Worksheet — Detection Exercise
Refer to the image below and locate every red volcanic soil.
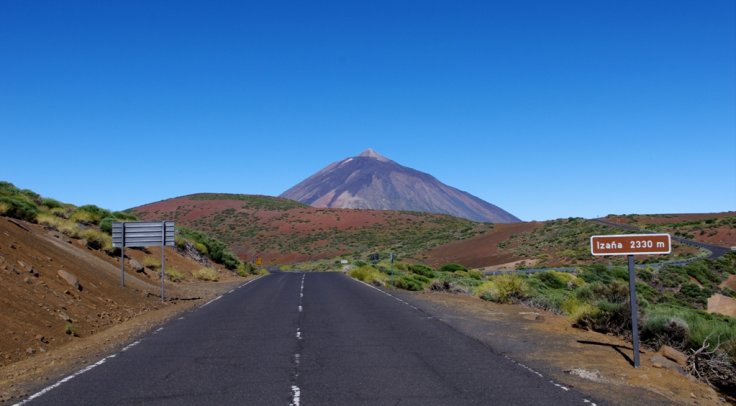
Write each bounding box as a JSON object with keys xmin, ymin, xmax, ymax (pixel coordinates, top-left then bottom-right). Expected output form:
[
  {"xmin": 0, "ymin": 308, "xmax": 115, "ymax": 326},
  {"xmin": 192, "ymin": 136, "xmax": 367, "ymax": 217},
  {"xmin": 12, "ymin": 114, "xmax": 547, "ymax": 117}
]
[
  {"xmin": 421, "ymin": 222, "xmax": 541, "ymax": 268},
  {"xmin": 133, "ymin": 195, "xmax": 494, "ymax": 265}
]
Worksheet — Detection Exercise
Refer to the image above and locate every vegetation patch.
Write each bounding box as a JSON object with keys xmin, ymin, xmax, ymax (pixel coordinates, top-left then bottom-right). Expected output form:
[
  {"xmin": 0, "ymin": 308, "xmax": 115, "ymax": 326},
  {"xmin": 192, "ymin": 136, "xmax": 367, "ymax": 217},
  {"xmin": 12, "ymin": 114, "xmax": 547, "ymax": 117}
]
[
  {"xmin": 177, "ymin": 227, "xmax": 242, "ymax": 270},
  {"xmin": 193, "ymin": 268, "xmax": 220, "ymax": 282},
  {"xmin": 165, "ymin": 267, "xmax": 186, "ymax": 282}
]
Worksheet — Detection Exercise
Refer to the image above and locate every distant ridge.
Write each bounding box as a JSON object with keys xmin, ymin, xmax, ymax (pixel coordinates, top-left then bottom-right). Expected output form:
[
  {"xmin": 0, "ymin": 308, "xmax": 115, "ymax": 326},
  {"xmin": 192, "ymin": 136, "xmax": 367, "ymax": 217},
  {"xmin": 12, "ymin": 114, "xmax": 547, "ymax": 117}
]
[{"xmin": 281, "ymin": 149, "xmax": 520, "ymax": 223}]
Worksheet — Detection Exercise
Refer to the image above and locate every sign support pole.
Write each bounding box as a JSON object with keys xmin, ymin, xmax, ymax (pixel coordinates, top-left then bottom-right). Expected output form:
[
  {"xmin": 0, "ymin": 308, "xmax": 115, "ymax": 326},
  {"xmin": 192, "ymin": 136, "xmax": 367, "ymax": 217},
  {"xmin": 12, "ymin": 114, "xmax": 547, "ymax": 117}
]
[
  {"xmin": 627, "ymin": 254, "xmax": 640, "ymax": 368},
  {"xmin": 120, "ymin": 222, "xmax": 126, "ymax": 287},
  {"xmin": 161, "ymin": 222, "xmax": 165, "ymax": 303}
]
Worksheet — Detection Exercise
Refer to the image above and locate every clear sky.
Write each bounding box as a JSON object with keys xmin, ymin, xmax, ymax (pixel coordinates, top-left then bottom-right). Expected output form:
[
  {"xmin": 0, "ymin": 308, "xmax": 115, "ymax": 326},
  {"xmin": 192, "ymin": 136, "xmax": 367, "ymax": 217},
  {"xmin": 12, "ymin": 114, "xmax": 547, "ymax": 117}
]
[{"xmin": 1, "ymin": 1, "xmax": 734, "ymax": 221}]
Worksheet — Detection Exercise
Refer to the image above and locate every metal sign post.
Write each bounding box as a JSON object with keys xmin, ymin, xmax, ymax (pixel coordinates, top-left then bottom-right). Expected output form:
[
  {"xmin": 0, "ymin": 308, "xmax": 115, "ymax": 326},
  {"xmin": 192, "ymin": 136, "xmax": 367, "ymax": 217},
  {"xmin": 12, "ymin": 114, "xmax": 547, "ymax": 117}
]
[
  {"xmin": 112, "ymin": 221, "xmax": 175, "ymax": 302},
  {"xmin": 161, "ymin": 222, "xmax": 166, "ymax": 302},
  {"xmin": 627, "ymin": 254, "xmax": 640, "ymax": 367},
  {"xmin": 390, "ymin": 253, "xmax": 394, "ymax": 287},
  {"xmin": 591, "ymin": 233, "xmax": 671, "ymax": 368}
]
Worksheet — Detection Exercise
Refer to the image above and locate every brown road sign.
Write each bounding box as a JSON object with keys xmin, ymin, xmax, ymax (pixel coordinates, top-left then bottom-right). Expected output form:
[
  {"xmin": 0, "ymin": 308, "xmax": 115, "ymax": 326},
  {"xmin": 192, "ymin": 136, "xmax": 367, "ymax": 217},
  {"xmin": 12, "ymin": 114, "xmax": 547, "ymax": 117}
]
[{"xmin": 590, "ymin": 234, "xmax": 671, "ymax": 256}]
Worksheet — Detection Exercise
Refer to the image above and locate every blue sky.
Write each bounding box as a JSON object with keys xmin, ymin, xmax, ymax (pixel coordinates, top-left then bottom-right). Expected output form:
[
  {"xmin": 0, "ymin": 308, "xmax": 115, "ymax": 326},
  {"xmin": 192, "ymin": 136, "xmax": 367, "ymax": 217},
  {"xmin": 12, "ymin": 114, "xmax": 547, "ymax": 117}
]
[{"xmin": 1, "ymin": 0, "xmax": 734, "ymax": 221}]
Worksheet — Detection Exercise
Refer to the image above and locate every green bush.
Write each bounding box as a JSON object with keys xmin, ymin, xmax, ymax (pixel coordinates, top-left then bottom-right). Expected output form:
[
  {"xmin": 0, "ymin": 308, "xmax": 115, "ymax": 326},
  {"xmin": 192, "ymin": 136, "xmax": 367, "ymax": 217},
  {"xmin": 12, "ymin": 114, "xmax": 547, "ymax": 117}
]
[
  {"xmin": 533, "ymin": 271, "xmax": 580, "ymax": 290},
  {"xmin": 237, "ymin": 262, "xmax": 258, "ymax": 276},
  {"xmin": 439, "ymin": 263, "xmax": 467, "ymax": 273},
  {"xmin": 112, "ymin": 211, "xmax": 137, "ymax": 221},
  {"xmin": 80, "ymin": 228, "xmax": 112, "ymax": 250},
  {"xmin": 41, "ymin": 198, "xmax": 63, "ymax": 209},
  {"xmin": 476, "ymin": 274, "xmax": 531, "ymax": 304},
  {"xmin": 409, "ymin": 264, "xmax": 436, "ymax": 278},
  {"xmin": 394, "ymin": 275, "xmax": 426, "ymax": 291},
  {"xmin": 165, "ymin": 267, "xmax": 186, "ymax": 282},
  {"xmin": 99, "ymin": 217, "xmax": 115, "ymax": 234},
  {"xmin": 349, "ymin": 266, "xmax": 388, "ymax": 286},
  {"xmin": 467, "ymin": 269, "xmax": 484, "ymax": 280},
  {"xmin": 578, "ymin": 265, "xmax": 629, "ymax": 285},
  {"xmin": 178, "ymin": 227, "xmax": 241, "ymax": 270},
  {"xmin": 643, "ymin": 305, "xmax": 736, "ymax": 353},
  {"xmin": 71, "ymin": 205, "xmax": 111, "ymax": 225},
  {"xmin": 0, "ymin": 196, "xmax": 39, "ymax": 222}
]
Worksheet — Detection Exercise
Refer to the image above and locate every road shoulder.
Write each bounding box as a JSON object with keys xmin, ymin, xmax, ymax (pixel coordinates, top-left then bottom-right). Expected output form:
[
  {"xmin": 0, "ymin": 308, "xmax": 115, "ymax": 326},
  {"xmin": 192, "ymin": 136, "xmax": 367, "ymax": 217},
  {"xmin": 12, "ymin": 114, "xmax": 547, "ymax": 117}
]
[{"xmin": 387, "ymin": 288, "xmax": 726, "ymax": 405}]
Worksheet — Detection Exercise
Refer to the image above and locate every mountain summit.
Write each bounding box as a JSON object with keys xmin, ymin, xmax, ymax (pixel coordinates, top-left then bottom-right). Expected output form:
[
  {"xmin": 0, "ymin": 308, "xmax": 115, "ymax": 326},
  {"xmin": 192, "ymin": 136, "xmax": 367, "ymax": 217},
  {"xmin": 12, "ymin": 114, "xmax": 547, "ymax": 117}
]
[{"xmin": 280, "ymin": 149, "xmax": 520, "ymax": 223}]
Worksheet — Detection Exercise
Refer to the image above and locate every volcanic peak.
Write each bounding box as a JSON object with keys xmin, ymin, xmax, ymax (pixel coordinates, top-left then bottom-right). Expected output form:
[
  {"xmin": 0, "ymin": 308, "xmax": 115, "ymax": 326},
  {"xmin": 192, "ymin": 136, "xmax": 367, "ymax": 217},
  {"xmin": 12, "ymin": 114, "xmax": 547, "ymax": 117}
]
[{"xmin": 358, "ymin": 148, "xmax": 391, "ymax": 162}]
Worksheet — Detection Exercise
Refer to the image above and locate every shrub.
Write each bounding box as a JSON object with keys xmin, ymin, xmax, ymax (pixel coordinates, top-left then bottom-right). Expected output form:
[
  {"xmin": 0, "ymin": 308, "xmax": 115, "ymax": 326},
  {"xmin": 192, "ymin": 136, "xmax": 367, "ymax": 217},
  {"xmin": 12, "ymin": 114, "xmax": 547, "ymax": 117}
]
[
  {"xmin": 80, "ymin": 228, "xmax": 112, "ymax": 250},
  {"xmin": 641, "ymin": 313, "xmax": 689, "ymax": 349},
  {"xmin": 143, "ymin": 256, "xmax": 161, "ymax": 270},
  {"xmin": 0, "ymin": 196, "xmax": 39, "ymax": 222},
  {"xmin": 643, "ymin": 305, "xmax": 736, "ymax": 353},
  {"xmin": 64, "ymin": 323, "xmax": 79, "ymax": 337},
  {"xmin": 349, "ymin": 266, "xmax": 388, "ymax": 286},
  {"xmin": 41, "ymin": 198, "xmax": 63, "ymax": 209},
  {"xmin": 237, "ymin": 262, "xmax": 258, "ymax": 276},
  {"xmin": 393, "ymin": 275, "xmax": 427, "ymax": 291},
  {"xmin": 409, "ymin": 264, "xmax": 436, "ymax": 278},
  {"xmin": 476, "ymin": 274, "xmax": 531, "ymax": 304},
  {"xmin": 50, "ymin": 206, "xmax": 73, "ymax": 219},
  {"xmin": 99, "ymin": 217, "xmax": 115, "ymax": 234},
  {"xmin": 71, "ymin": 205, "xmax": 110, "ymax": 225},
  {"xmin": 111, "ymin": 211, "xmax": 137, "ymax": 221},
  {"xmin": 676, "ymin": 283, "xmax": 710, "ymax": 308},
  {"xmin": 193, "ymin": 268, "xmax": 220, "ymax": 282},
  {"xmin": 37, "ymin": 212, "xmax": 63, "ymax": 229},
  {"xmin": 533, "ymin": 271, "xmax": 581, "ymax": 290},
  {"xmin": 467, "ymin": 269, "xmax": 484, "ymax": 280},
  {"xmin": 165, "ymin": 268, "xmax": 186, "ymax": 282},
  {"xmin": 560, "ymin": 296, "xmax": 599, "ymax": 321},
  {"xmin": 178, "ymin": 227, "xmax": 240, "ymax": 270},
  {"xmin": 439, "ymin": 263, "xmax": 467, "ymax": 273}
]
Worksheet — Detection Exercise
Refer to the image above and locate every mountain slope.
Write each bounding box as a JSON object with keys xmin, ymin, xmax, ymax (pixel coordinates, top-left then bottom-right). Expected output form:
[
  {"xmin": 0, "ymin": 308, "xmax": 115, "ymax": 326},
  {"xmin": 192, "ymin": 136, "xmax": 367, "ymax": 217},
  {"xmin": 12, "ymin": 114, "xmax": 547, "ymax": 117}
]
[
  {"xmin": 280, "ymin": 149, "xmax": 520, "ymax": 223},
  {"xmin": 131, "ymin": 193, "xmax": 494, "ymax": 264}
]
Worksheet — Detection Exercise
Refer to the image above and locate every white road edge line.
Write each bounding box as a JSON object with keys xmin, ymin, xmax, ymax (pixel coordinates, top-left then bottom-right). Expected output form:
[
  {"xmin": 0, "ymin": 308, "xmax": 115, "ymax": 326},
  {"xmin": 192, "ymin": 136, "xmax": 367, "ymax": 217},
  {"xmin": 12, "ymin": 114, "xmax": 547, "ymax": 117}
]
[
  {"xmin": 13, "ymin": 354, "xmax": 117, "ymax": 406},
  {"xmin": 350, "ymin": 276, "xmax": 592, "ymax": 403},
  {"xmin": 14, "ymin": 275, "xmax": 270, "ymax": 405}
]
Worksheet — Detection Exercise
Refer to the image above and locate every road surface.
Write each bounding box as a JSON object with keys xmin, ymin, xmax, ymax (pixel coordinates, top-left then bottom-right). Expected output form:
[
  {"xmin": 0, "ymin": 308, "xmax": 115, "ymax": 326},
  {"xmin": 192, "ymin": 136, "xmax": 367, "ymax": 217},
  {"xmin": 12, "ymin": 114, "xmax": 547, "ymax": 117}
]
[{"xmin": 19, "ymin": 272, "xmax": 601, "ymax": 405}]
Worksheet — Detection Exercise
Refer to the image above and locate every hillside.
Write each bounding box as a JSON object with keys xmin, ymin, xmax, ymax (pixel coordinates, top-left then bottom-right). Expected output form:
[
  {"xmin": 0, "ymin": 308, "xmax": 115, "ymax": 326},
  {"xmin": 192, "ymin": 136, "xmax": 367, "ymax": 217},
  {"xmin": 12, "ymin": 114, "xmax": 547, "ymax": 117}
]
[
  {"xmin": 132, "ymin": 194, "xmax": 727, "ymax": 270},
  {"xmin": 131, "ymin": 193, "xmax": 495, "ymax": 264},
  {"xmin": 281, "ymin": 149, "xmax": 520, "ymax": 223},
  {"xmin": 0, "ymin": 182, "xmax": 255, "ymax": 370},
  {"xmin": 601, "ymin": 212, "xmax": 736, "ymax": 247}
]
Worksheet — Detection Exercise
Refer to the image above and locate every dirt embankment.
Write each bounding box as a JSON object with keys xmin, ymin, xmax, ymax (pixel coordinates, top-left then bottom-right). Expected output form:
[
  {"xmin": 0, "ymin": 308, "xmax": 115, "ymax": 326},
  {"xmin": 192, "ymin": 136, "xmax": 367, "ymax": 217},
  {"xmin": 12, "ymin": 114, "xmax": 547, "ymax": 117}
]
[{"xmin": 0, "ymin": 217, "xmax": 249, "ymax": 404}]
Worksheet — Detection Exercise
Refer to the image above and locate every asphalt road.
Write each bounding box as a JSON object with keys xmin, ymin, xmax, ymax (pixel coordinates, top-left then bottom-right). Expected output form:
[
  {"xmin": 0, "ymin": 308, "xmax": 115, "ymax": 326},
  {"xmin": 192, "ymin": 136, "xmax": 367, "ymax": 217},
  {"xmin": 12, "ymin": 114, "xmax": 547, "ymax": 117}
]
[{"xmin": 20, "ymin": 272, "xmax": 600, "ymax": 405}]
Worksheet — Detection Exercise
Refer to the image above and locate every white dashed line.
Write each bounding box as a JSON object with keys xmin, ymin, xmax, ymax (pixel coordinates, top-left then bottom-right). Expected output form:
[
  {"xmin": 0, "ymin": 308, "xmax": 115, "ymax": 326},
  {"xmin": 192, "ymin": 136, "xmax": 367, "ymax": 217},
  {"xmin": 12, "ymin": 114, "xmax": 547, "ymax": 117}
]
[
  {"xmin": 290, "ymin": 385, "xmax": 301, "ymax": 406},
  {"xmin": 291, "ymin": 274, "xmax": 306, "ymax": 406}
]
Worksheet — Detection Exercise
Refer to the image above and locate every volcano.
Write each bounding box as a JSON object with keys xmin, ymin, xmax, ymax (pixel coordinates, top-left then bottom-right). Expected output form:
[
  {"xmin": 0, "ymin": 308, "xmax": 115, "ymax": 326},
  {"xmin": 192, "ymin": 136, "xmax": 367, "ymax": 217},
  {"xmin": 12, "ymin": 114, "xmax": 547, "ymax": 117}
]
[{"xmin": 281, "ymin": 149, "xmax": 520, "ymax": 223}]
